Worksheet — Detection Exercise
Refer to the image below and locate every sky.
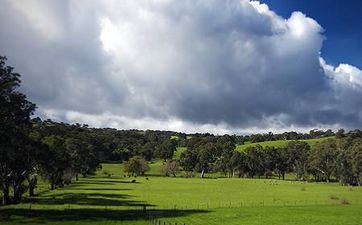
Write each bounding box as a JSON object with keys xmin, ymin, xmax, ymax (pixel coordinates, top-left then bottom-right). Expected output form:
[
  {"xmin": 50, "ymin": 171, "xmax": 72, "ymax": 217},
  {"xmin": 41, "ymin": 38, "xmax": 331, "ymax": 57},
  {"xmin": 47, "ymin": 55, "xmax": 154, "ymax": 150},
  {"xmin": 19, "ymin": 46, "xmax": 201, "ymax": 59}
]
[
  {"xmin": 1, "ymin": 0, "xmax": 362, "ymax": 134},
  {"xmin": 260, "ymin": 0, "xmax": 362, "ymax": 68}
]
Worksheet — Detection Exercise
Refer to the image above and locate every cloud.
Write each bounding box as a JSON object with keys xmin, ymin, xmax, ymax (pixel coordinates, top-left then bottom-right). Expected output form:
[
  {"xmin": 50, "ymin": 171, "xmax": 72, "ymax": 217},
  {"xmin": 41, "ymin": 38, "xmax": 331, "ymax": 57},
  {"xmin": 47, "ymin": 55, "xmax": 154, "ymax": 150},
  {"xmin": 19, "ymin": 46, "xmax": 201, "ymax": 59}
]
[{"xmin": 1, "ymin": 0, "xmax": 362, "ymax": 134}]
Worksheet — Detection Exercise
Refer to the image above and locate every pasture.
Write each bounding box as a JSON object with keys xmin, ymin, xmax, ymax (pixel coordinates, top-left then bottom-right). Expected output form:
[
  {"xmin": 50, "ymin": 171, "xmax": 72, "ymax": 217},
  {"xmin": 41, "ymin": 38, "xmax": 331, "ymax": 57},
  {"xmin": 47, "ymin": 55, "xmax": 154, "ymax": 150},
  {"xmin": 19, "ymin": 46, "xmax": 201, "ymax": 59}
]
[
  {"xmin": 1, "ymin": 163, "xmax": 362, "ymax": 225},
  {"xmin": 173, "ymin": 137, "xmax": 334, "ymax": 158},
  {"xmin": 235, "ymin": 137, "xmax": 334, "ymax": 152}
]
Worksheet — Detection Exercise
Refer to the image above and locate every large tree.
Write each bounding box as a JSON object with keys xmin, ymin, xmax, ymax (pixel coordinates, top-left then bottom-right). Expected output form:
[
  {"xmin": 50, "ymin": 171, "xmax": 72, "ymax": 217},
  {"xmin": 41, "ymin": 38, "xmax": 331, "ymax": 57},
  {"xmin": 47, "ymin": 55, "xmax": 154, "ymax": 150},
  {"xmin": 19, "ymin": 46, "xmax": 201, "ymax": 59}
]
[
  {"xmin": 287, "ymin": 141, "xmax": 310, "ymax": 181},
  {"xmin": 0, "ymin": 56, "xmax": 36, "ymax": 204},
  {"xmin": 309, "ymin": 139, "xmax": 338, "ymax": 182},
  {"xmin": 123, "ymin": 156, "xmax": 150, "ymax": 176}
]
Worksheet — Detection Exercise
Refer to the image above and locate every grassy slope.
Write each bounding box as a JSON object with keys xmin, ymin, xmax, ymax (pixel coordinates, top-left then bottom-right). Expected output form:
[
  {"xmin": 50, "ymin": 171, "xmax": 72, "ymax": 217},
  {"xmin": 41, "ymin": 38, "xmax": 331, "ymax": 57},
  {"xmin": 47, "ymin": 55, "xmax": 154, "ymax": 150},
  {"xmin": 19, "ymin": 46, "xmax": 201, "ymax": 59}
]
[
  {"xmin": 235, "ymin": 137, "xmax": 334, "ymax": 152},
  {"xmin": 173, "ymin": 137, "xmax": 333, "ymax": 160},
  {"xmin": 1, "ymin": 163, "xmax": 362, "ymax": 225}
]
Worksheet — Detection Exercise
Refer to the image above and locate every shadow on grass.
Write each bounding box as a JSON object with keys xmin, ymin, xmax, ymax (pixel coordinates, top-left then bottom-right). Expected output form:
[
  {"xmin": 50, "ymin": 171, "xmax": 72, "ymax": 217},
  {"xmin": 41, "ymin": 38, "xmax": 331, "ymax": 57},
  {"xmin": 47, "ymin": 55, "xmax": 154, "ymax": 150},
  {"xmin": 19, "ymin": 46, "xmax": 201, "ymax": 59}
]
[
  {"xmin": 0, "ymin": 208, "xmax": 210, "ymax": 223},
  {"xmin": 64, "ymin": 180, "xmax": 137, "ymax": 188},
  {"xmin": 26, "ymin": 193, "xmax": 153, "ymax": 207},
  {"xmin": 71, "ymin": 187, "xmax": 132, "ymax": 191}
]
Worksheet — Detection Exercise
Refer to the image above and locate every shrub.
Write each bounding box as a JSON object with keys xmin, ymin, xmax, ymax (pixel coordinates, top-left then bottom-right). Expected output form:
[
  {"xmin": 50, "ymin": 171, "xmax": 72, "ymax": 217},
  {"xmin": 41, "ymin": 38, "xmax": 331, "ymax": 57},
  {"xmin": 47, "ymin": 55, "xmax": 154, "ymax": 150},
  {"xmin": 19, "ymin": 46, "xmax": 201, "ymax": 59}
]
[
  {"xmin": 124, "ymin": 156, "xmax": 150, "ymax": 176},
  {"xmin": 340, "ymin": 198, "xmax": 350, "ymax": 205},
  {"xmin": 329, "ymin": 194, "xmax": 339, "ymax": 200}
]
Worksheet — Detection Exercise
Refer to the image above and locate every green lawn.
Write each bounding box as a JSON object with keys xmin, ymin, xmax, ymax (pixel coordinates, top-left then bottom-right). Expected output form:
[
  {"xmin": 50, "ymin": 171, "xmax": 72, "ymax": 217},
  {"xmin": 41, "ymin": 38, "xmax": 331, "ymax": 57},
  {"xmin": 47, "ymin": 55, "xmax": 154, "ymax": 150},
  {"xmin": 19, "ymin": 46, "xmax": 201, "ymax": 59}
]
[{"xmin": 1, "ymin": 162, "xmax": 361, "ymax": 225}]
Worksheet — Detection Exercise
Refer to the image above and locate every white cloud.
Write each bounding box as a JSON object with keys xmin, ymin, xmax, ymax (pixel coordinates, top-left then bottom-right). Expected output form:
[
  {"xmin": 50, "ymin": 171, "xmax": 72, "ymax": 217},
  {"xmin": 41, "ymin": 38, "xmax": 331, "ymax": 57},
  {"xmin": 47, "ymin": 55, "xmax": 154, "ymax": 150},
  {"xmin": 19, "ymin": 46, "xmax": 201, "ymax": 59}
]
[
  {"xmin": 321, "ymin": 58, "xmax": 362, "ymax": 89},
  {"xmin": 1, "ymin": 0, "xmax": 362, "ymax": 133}
]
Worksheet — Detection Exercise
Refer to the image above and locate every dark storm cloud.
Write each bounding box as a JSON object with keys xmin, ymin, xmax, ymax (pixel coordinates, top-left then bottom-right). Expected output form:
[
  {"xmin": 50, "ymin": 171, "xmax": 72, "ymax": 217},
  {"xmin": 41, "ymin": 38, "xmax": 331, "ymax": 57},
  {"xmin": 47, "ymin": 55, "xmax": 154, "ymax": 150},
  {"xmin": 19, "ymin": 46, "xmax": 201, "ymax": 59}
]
[{"xmin": 1, "ymin": 0, "xmax": 362, "ymax": 133}]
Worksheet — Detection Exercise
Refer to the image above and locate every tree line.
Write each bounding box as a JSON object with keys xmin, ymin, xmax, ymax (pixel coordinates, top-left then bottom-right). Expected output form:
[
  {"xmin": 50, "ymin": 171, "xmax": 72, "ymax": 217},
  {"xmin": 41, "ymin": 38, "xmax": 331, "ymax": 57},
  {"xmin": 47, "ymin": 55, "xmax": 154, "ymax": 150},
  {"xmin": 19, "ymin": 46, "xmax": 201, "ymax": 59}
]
[{"xmin": 179, "ymin": 135, "xmax": 362, "ymax": 186}]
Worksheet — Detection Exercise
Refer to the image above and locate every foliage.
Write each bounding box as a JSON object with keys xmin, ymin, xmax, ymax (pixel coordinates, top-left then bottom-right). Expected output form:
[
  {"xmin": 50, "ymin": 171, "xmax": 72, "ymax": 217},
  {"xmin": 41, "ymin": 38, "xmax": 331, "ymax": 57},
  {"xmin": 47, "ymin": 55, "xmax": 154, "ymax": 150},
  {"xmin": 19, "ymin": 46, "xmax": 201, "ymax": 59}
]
[
  {"xmin": 161, "ymin": 160, "xmax": 179, "ymax": 177},
  {"xmin": 123, "ymin": 156, "xmax": 149, "ymax": 176},
  {"xmin": 0, "ymin": 56, "xmax": 36, "ymax": 204}
]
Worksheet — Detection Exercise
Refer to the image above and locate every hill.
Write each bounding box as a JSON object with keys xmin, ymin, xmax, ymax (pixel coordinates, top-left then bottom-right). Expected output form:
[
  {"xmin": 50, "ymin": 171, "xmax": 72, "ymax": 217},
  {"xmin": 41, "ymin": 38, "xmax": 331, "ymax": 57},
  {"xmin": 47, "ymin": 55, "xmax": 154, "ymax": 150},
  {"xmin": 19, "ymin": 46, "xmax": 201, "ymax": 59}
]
[{"xmin": 235, "ymin": 137, "xmax": 334, "ymax": 152}]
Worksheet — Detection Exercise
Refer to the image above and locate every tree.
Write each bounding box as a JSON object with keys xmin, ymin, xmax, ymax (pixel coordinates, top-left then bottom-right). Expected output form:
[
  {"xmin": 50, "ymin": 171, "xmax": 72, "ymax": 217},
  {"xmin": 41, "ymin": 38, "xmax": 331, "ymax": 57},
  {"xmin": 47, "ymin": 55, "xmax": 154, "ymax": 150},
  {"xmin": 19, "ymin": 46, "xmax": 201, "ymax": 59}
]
[
  {"xmin": 350, "ymin": 141, "xmax": 362, "ymax": 186},
  {"xmin": 336, "ymin": 129, "xmax": 345, "ymax": 138},
  {"xmin": 0, "ymin": 56, "xmax": 36, "ymax": 205},
  {"xmin": 337, "ymin": 146, "xmax": 355, "ymax": 185},
  {"xmin": 309, "ymin": 139, "xmax": 338, "ymax": 182},
  {"xmin": 162, "ymin": 160, "xmax": 179, "ymax": 177},
  {"xmin": 215, "ymin": 140, "xmax": 235, "ymax": 177},
  {"xmin": 179, "ymin": 149, "xmax": 198, "ymax": 172},
  {"xmin": 273, "ymin": 147, "xmax": 289, "ymax": 180},
  {"xmin": 65, "ymin": 136, "xmax": 100, "ymax": 180},
  {"xmin": 139, "ymin": 142, "xmax": 156, "ymax": 161},
  {"xmin": 196, "ymin": 142, "xmax": 221, "ymax": 178},
  {"xmin": 39, "ymin": 135, "xmax": 72, "ymax": 189},
  {"xmin": 156, "ymin": 139, "xmax": 176, "ymax": 161},
  {"xmin": 245, "ymin": 145, "xmax": 266, "ymax": 178},
  {"xmin": 229, "ymin": 151, "xmax": 248, "ymax": 178},
  {"xmin": 123, "ymin": 156, "xmax": 149, "ymax": 176},
  {"xmin": 287, "ymin": 141, "xmax": 310, "ymax": 181}
]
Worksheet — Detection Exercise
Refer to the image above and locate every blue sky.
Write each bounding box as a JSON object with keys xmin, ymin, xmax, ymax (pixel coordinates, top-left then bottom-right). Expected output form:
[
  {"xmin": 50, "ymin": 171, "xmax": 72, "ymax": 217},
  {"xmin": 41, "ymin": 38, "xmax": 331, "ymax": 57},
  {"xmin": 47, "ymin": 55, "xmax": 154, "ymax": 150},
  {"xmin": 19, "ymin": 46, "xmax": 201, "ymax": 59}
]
[
  {"xmin": 261, "ymin": 0, "xmax": 362, "ymax": 68},
  {"xmin": 1, "ymin": 0, "xmax": 362, "ymax": 134}
]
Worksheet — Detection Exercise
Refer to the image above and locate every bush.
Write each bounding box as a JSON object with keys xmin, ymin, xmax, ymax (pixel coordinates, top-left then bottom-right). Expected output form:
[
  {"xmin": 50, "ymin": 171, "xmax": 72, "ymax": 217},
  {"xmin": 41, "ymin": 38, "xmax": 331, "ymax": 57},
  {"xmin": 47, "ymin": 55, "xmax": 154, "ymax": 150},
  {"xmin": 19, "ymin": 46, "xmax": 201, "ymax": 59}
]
[
  {"xmin": 162, "ymin": 160, "xmax": 179, "ymax": 177},
  {"xmin": 124, "ymin": 156, "xmax": 150, "ymax": 176},
  {"xmin": 340, "ymin": 198, "xmax": 350, "ymax": 205},
  {"xmin": 329, "ymin": 194, "xmax": 339, "ymax": 200}
]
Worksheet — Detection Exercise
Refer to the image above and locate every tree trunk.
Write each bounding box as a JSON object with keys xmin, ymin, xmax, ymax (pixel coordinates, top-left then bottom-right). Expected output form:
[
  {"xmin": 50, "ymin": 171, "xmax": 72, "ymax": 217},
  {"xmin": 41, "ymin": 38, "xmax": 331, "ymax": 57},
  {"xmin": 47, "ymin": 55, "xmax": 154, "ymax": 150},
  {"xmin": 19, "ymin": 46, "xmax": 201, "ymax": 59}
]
[
  {"xmin": 200, "ymin": 169, "xmax": 205, "ymax": 178},
  {"xmin": 50, "ymin": 181, "xmax": 55, "ymax": 190},
  {"xmin": 12, "ymin": 181, "xmax": 23, "ymax": 204},
  {"xmin": 2, "ymin": 181, "xmax": 10, "ymax": 205},
  {"xmin": 27, "ymin": 175, "xmax": 37, "ymax": 197},
  {"xmin": 282, "ymin": 173, "xmax": 285, "ymax": 180},
  {"xmin": 75, "ymin": 173, "xmax": 79, "ymax": 181}
]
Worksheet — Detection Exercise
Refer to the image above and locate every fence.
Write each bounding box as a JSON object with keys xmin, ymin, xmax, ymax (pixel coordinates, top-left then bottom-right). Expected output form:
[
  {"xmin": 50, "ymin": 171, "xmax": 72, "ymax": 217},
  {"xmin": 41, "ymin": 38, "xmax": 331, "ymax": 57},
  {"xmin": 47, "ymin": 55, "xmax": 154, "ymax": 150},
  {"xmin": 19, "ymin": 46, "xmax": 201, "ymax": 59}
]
[{"xmin": 1, "ymin": 199, "xmax": 361, "ymax": 225}]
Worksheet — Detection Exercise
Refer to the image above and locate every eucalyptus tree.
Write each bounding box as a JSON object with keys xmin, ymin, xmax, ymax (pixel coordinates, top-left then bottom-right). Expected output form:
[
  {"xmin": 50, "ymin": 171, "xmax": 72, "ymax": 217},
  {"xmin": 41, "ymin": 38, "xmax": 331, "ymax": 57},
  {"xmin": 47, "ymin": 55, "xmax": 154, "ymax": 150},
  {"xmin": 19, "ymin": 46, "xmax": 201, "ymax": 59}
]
[
  {"xmin": 0, "ymin": 56, "xmax": 36, "ymax": 204},
  {"xmin": 287, "ymin": 141, "xmax": 310, "ymax": 181}
]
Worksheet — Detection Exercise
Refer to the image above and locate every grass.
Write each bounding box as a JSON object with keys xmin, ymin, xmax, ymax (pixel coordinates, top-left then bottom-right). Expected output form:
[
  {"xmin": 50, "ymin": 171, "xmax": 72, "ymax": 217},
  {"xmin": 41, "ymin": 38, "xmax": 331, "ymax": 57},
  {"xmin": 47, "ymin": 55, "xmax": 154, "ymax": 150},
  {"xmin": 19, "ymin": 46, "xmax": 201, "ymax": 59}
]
[
  {"xmin": 1, "ymin": 162, "xmax": 362, "ymax": 225},
  {"xmin": 235, "ymin": 137, "xmax": 334, "ymax": 152}
]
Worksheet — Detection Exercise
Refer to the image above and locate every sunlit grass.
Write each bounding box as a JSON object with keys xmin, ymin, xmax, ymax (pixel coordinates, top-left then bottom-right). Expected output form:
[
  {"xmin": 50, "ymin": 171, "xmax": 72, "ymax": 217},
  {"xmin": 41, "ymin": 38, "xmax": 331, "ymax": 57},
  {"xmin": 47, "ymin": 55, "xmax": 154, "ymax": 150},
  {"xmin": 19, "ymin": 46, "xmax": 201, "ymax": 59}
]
[{"xmin": 1, "ymin": 161, "xmax": 361, "ymax": 225}]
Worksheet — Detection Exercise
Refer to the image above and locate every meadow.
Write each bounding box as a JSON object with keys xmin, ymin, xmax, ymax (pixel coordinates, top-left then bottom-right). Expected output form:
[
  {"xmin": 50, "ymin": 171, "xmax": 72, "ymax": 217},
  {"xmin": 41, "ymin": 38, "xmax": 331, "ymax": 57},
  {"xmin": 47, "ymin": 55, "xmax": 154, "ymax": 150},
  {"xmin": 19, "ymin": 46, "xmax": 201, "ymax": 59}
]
[
  {"xmin": 1, "ymin": 162, "xmax": 362, "ymax": 225},
  {"xmin": 235, "ymin": 137, "xmax": 333, "ymax": 152}
]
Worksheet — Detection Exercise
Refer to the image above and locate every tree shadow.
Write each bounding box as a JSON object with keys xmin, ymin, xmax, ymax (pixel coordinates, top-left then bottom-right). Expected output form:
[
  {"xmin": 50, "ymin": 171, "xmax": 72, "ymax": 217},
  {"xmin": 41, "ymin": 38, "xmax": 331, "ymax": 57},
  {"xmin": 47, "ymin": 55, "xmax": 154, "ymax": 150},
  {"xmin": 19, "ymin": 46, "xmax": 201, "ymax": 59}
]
[
  {"xmin": 72, "ymin": 188, "xmax": 131, "ymax": 191},
  {"xmin": 26, "ymin": 193, "xmax": 153, "ymax": 207},
  {"xmin": 66, "ymin": 180, "xmax": 137, "ymax": 188},
  {"xmin": 0, "ymin": 208, "xmax": 210, "ymax": 223}
]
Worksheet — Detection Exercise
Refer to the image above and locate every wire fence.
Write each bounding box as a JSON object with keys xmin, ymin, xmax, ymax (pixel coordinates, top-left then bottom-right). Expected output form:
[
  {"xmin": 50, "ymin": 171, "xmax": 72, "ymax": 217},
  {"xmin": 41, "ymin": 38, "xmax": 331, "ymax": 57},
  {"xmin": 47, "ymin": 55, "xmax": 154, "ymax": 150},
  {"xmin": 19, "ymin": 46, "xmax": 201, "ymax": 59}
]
[
  {"xmin": 2, "ymin": 198, "xmax": 361, "ymax": 225},
  {"xmin": 142, "ymin": 198, "xmax": 362, "ymax": 210}
]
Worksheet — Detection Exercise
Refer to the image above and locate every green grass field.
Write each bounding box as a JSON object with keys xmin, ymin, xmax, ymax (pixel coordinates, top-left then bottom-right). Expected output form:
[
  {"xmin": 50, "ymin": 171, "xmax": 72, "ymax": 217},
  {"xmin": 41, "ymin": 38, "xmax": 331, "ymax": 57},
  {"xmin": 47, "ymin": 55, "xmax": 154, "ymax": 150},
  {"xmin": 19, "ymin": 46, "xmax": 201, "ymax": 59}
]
[{"xmin": 1, "ymin": 162, "xmax": 362, "ymax": 225}]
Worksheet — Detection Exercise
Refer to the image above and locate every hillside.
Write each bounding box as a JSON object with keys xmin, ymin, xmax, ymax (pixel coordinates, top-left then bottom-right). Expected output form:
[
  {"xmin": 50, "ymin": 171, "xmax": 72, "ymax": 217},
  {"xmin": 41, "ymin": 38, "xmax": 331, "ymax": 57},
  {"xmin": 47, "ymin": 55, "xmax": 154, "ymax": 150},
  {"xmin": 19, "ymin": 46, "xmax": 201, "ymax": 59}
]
[
  {"xmin": 173, "ymin": 137, "xmax": 334, "ymax": 158},
  {"xmin": 235, "ymin": 137, "xmax": 334, "ymax": 152}
]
